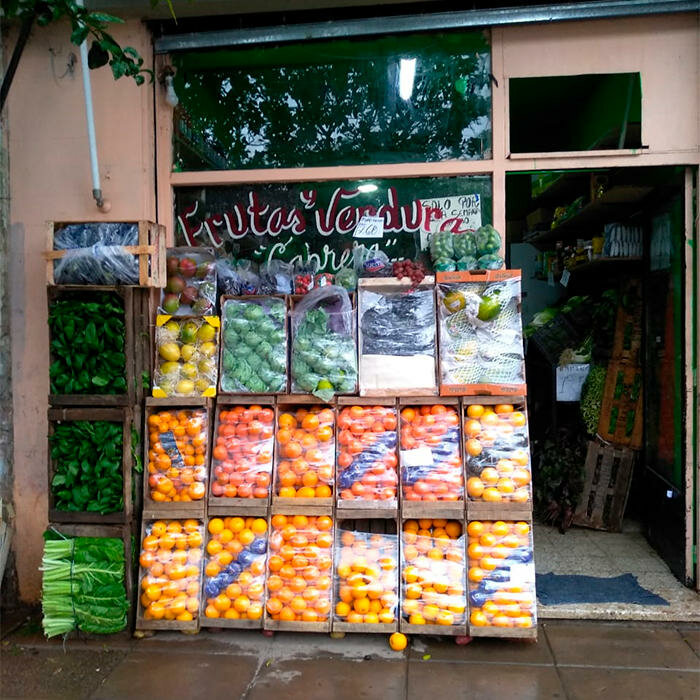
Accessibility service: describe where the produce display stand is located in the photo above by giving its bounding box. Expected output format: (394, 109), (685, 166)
(206, 396), (273, 516)
(47, 285), (137, 407)
(47, 407), (133, 525)
(142, 397), (212, 520)
(44, 220), (167, 288)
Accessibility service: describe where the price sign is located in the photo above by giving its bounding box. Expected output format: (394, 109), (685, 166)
(353, 215), (384, 239)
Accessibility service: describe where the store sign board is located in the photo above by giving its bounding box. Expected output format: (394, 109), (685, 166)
(174, 177), (492, 272)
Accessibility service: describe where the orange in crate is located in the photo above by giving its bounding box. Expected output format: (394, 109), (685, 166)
(147, 410), (208, 502)
(211, 405), (275, 500)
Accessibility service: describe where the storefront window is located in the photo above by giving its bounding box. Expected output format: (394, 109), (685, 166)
(172, 31), (492, 170)
(174, 176), (492, 270)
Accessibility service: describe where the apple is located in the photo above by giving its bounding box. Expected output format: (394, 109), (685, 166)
(166, 275), (185, 294)
(166, 257), (180, 275)
(179, 257), (197, 277)
(162, 293), (180, 314)
(181, 285), (198, 306)
(196, 262), (213, 279)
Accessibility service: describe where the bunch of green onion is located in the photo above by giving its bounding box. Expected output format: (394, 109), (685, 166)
(40, 531), (129, 638)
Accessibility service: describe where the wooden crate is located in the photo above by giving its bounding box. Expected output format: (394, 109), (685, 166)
(218, 295), (290, 396)
(435, 270), (527, 397)
(48, 407), (133, 525)
(135, 517), (204, 632)
(270, 401), (334, 514)
(47, 286), (136, 407)
(336, 397), (398, 519)
(207, 396), (274, 516)
(132, 287), (158, 405)
(142, 398), (211, 519)
(597, 361), (643, 449)
(469, 626), (538, 640)
(573, 441), (636, 532)
(332, 518), (399, 633)
(611, 278), (643, 364)
(462, 396), (533, 519)
(358, 277), (438, 397)
(45, 220), (166, 287)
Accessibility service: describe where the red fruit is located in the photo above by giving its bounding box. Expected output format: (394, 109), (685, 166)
(179, 257), (197, 277)
(167, 257), (179, 275)
(166, 275), (185, 294)
(181, 286), (198, 305)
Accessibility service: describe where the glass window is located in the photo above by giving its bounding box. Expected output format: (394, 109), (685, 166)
(172, 32), (492, 170)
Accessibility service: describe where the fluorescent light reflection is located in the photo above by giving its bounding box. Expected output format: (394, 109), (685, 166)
(399, 58), (417, 101)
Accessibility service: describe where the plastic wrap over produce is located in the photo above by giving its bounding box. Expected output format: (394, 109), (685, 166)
(266, 514), (334, 623)
(275, 406), (335, 499)
(401, 519), (467, 627)
(438, 275), (525, 391)
(53, 223), (140, 285)
(161, 247), (217, 316)
(337, 404), (398, 502)
(429, 226), (504, 272)
(220, 297), (287, 394)
(359, 287), (437, 393)
(146, 409), (208, 504)
(334, 528), (399, 625)
(210, 405), (275, 500)
(203, 516), (268, 622)
(467, 520), (536, 630)
(153, 316), (219, 397)
(138, 519), (204, 622)
(400, 405), (464, 502)
(290, 286), (357, 400)
(465, 402), (531, 504)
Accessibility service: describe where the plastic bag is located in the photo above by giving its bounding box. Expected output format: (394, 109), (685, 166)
(265, 515), (334, 623)
(274, 405), (335, 499)
(293, 259), (317, 294)
(259, 260), (293, 294)
(210, 405), (275, 501)
(290, 286), (357, 400)
(453, 232), (477, 259)
(202, 515), (268, 623)
(353, 245), (391, 277)
(236, 259), (260, 295)
(477, 254), (504, 270)
(220, 297), (287, 394)
(474, 225), (502, 256)
(467, 520), (536, 629)
(161, 247), (217, 316)
(401, 519), (466, 627)
(399, 404), (464, 502)
(146, 409), (208, 504)
(437, 275), (525, 391)
(334, 527), (398, 625)
(464, 402), (531, 505)
(217, 258), (242, 297)
(337, 404), (398, 502)
(456, 256), (479, 271)
(335, 266), (358, 291)
(429, 230), (454, 263)
(358, 285), (436, 394)
(53, 223), (139, 285)
(153, 316), (219, 397)
(138, 519), (204, 623)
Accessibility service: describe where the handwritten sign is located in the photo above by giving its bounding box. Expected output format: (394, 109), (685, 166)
(353, 215), (384, 239)
(418, 193), (482, 250)
(556, 363), (590, 402)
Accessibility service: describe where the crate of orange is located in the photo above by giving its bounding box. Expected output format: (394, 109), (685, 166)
(332, 520), (399, 633)
(264, 513), (334, 631)
(399, 518), (467, 635)
(136, 518), (204, 632)
(143, 400), (210, 518)
(336, 398), (399, 518)
(200, 515), (268, 629)
(272, 401), (335, 515)
(463, 397), (532, 521)
(398, 399), (465, 520)
(466, 519), (537, 639)
(208, 397), (275, 515)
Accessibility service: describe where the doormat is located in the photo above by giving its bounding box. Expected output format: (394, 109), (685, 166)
(536, 573), (669, 606)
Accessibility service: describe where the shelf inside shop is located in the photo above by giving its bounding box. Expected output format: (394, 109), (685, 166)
(531, 171), (593, 207)
(534, 256), (642, 285)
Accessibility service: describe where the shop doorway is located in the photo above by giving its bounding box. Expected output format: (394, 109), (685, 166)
(506, 165), (698, 620)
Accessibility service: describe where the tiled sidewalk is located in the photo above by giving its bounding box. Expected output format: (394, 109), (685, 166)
(1, 618), (698, 699)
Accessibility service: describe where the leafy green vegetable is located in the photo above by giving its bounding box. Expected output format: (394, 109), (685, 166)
(48, 292), (127, 395)
(580, 365), (606, 435)
(41, 531), (128, 638)
(50, 421), (123, 514)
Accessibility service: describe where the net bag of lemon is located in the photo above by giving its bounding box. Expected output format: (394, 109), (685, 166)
(153, 315), (219, 397)
(437, 274), (524, 392)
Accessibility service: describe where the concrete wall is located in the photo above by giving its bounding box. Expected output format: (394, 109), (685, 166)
(7, 19), (155, 602)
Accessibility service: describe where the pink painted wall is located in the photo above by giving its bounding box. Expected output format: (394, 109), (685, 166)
(8, 19), (154, 602)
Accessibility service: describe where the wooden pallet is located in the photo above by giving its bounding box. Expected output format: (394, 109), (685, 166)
(597, 361), (643, 449)
(573, 441), (636, 531)
(47, 407), (133, 525)
(47, 286), (136, 407)
(45, 220), (166, 287)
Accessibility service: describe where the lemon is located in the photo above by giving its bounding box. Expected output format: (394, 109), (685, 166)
(197, 324), (216, 343)
(181, 362), (198, 379)
(160, 361), (180, 375)
(195, 378), (210, 393)
(198, 359), (214, 375)
(158, 342), (181, 362)
(180, 344), (195, 361)
(164, 320), (180, 334)
(199, 341), (216, 358)
(175, 379), (195, 395)
(317, 379), (333, 390)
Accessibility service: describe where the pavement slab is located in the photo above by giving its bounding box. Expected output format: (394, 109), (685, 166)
(409, 635), (554, 665)
(559, 668), (700, 700)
